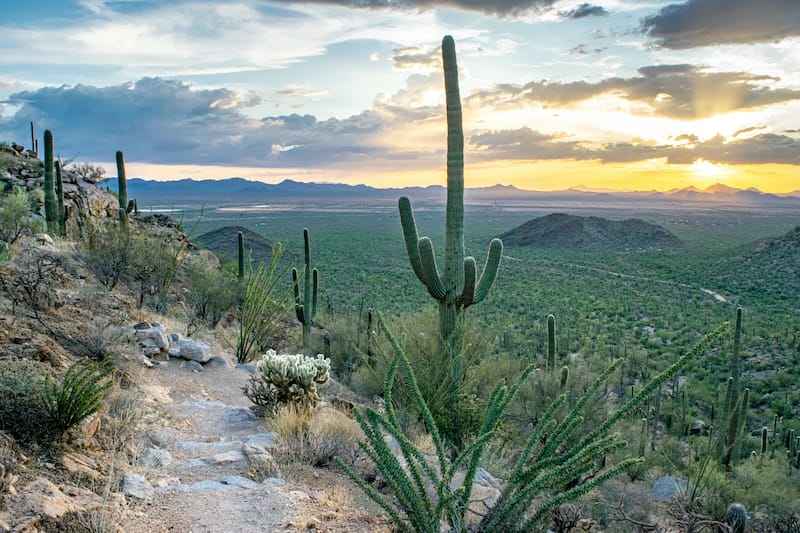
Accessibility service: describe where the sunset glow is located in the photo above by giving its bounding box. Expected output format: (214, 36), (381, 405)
(1, 1), (798, 194)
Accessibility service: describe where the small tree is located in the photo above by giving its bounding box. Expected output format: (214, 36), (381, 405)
(0, 186), (40, 244)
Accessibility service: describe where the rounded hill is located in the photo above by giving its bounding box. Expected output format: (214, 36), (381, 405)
(500, 213), (682, 250)
(195, 225), (295, 267)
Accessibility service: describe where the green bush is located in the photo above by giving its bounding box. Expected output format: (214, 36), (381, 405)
(0, 359), (57, 443)
(42, 358), (114, 434)
(181, 254), (237, 329)
(126, 227), (187, 311)
(0, 186), (40, 244)
(78, 222), (132, 290)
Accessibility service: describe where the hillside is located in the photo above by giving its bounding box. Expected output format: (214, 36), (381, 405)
(195, 225), (295, 268)
(500, 213), (683, 250)
(714, 225), (800, 305)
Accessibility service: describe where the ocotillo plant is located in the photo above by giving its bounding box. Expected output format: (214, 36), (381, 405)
(55, 160), (66, 237)
(292, 228), (318, 350)
(399, 35), (503, 342)
(43, 130), (57, 235)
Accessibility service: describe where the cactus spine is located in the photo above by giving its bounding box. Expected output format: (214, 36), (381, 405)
(292, 228), (318, 350)
(398, 35), (502, 341)
(43, 130), (57, 235)
(55, 160), (66, 236)
(237, 231), (245, 279)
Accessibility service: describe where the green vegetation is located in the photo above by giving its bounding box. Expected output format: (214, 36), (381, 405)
(244, 350), (330, 412)
(42, 358), (114, 433)
(0, 186), (40, 244)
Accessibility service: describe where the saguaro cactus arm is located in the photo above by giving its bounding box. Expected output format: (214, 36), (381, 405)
(399, 196), (425, 283)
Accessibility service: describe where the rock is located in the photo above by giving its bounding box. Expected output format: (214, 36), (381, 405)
(197, 249), (221, 269)
(154, 477), (181, 487)
(651, 476), (689, 502)
(34, 233), (53, 245)
(133, 322), (152, 330)
(123, 472), (154, 499)
(191, 480), (233, 491)
(168, 332), (181, 345)
(6, 478), (82, 518)
(237, 363), (257, 375)
(474, 467), (500, 487)
(61, 451), (103, 481)
(139, 448), (173, 467)
(224, 408), (256, 424)
(140, 355), (154, 368)
(147, 428), (175, 447)
(263, 477), (286, 486)
(690, 420), (706, 435)
(179, 338), (212, 362)
(168, 347), (181, 357)
(135, 324), (169, 351)
(207, 355), (232, 369)
(183, 360), (204, 372)
(222, 475), (259, 489)
(244, 432), (277, 449)
(208, 450), (246, 464)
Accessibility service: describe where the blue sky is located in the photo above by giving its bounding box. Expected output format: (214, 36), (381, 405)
(1, 0), (799, 191)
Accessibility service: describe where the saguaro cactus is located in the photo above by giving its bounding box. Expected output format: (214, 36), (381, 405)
(720, 307), (746, 467)
(398, 35), (503, 341)
(292, 228), (318, 350)
(116, 151), (127, 210)
(43, 130), (57, 235)
(55, 160), (66, 236)
(547, 314), (556, 369)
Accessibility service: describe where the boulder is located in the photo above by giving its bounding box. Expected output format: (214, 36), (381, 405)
(123, 472), (154, 500)
(651, 476), (689, 502)
(179, 338), (212, 362)
(135, 324), (169, 352)
(139, 448), (173, 468)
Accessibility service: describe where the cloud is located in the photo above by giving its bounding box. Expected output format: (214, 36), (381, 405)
(560, 3), (607, 19)
(468, 64), (800, 119)
(277, 84), (329, 99)
(391, 46), (442, 71)
(642, 0), (800, 49)
(276, 0), (558, 16)
(470, 126), (800, 165)
(0, 78), (395, 167)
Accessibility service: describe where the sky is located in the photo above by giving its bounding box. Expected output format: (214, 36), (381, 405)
(1, 0), (799, 192)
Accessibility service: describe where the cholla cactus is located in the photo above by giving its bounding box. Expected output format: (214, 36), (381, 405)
(253, 350), (330, 411)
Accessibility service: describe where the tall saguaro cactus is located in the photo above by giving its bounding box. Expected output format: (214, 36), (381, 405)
(292, 228), (318, 350)
(55, 160), (66, 236)
(720, 306), (746, 467)
(398, 35), (503, 341)
(237, 231), (245, 279)
(43, 130), (57, 235)
(116, 151), (128, 211)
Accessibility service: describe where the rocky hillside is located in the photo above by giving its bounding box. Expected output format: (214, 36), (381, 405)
(0, 143), (119, 233)
(195, 225), (296, 268)
(500, 213), (682, 250)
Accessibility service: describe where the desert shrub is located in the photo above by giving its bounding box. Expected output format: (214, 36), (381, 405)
(244, 350), (330, 413)
(126, 227), (187, 311)
(0, 249), (63, 317)
(181, 254), (237, 329)
(100, 388), (144, 453)
(70, 162), (106, 183)
(42, 358), (114, 433)
(78, 222), (132, 290)
(0, 186), (40, 244)
(0, 359), (58, 443)
(269, 405), (364, 468)
(235, 242), (294, 363)
(349, 308), (492, 450)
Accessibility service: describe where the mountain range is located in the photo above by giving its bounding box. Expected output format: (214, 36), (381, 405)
(113, 177), (800, 207)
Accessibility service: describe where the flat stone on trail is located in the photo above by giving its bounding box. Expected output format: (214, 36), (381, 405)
(191, 480), (235, 491)
(177, 400), (227, 409)
(183, 360), (204, 372)
(244, 432), (276, 449)
(222, 475), (259, 489)
(123, 472), (154, 500)
(208, 450), (246, 464)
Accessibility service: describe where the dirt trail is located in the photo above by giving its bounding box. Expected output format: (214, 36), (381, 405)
(119, 356), (382, 532)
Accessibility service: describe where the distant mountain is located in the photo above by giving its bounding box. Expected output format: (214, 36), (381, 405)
(111, 177), (800, 208)
(500, 213), (682, 251)
(194, 226), (295, 268)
